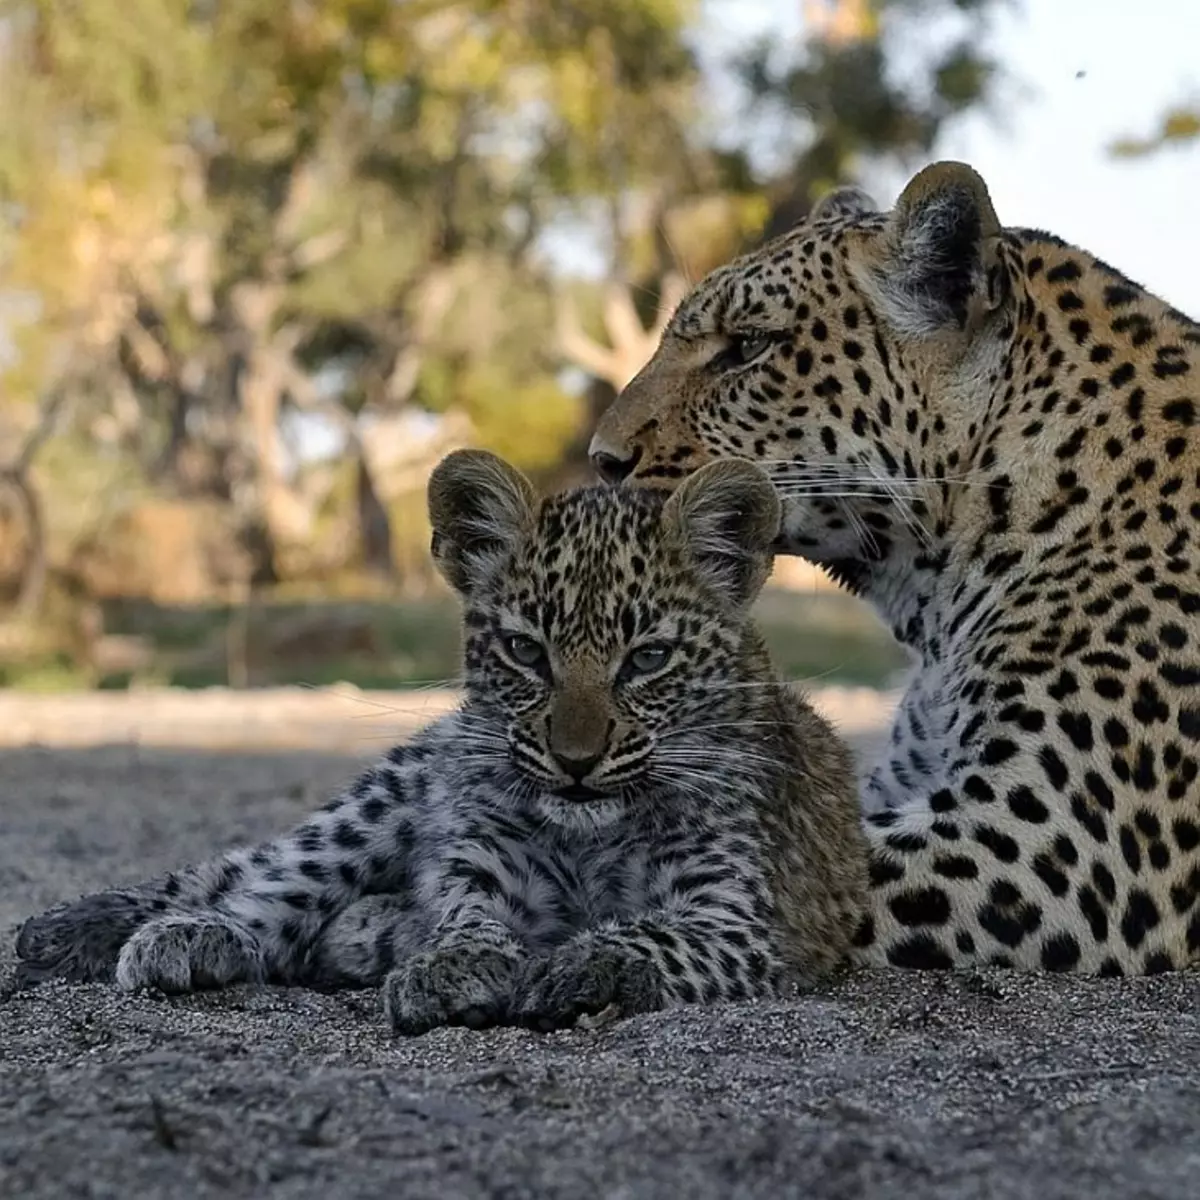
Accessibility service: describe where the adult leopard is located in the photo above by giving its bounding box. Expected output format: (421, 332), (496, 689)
(590, 160), (1200, 976)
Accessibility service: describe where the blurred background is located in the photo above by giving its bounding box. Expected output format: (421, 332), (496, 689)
(0, 0), (1194, 698)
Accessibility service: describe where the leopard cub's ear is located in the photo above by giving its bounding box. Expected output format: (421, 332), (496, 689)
(662, 458), (781, 609)
(427, 449), (537, 596)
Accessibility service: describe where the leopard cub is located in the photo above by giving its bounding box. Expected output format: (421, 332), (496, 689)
(16, 451), (868, 1034)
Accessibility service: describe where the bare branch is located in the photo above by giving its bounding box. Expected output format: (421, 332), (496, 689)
(556, 273), (685, 391)
(123, 322), (170, 384)
(600, 281), (648, 360)
(0, 468), (46, 616)
(0, 388), (68, 616)
(291, 228), (349, 272)
(275, 156), (320, 248)
(555, 293), (626, 387)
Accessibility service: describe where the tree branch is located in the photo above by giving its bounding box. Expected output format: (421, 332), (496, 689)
(11, 389), (67, 476)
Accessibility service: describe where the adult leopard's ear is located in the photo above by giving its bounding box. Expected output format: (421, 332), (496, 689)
(427, 449), (537, 595)
(811, 184), (878, 223)
(867, 161), (1006, 339)
(663, 458), (781, 608)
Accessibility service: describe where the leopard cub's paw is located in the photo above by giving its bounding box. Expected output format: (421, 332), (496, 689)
(383, 942), (519, 1037)
(116, 915), (264, 994)
(512, 938), (664, 1032)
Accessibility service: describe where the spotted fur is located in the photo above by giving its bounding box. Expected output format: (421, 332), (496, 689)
(591, 160), (1200, 976)
(15, 453), (867, 1032)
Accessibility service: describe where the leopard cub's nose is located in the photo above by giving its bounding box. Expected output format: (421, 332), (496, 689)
(588, 440), (642, 485)
(551, 749), (603, 782)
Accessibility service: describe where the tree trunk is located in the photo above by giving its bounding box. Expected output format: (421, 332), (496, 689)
(239, 350), (313, 547)
(230, 282), (316, 563)
(356, 451), (394, 579)
(0, 467), (47, 616)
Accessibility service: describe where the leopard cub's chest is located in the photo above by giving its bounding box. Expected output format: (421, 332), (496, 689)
(486, 828), (656, 949)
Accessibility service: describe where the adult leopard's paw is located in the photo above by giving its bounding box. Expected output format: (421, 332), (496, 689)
(115, 915), (264, 994)
(511, 938), (664, 1033)
(383, 942), (519, 1037)
(14, 888), (167, 989)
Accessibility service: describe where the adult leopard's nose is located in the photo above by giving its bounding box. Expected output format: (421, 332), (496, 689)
(588, 437), (642, 485)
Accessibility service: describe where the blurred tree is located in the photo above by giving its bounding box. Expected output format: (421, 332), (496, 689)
(0, 0), (701, 580)
(0, 0), (1010, 606)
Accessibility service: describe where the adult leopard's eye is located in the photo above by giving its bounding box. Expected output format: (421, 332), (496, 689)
(721, 333), (773, 369)
(503, 634), (546, 668)
(626, 642), (673, 676)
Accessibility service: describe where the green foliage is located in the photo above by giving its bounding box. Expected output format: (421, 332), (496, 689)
(733, 0), (1002, 210)
(1111, 104), (1200, 158)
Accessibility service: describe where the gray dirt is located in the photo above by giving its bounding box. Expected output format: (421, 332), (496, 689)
(2, 741), (1199, 1200)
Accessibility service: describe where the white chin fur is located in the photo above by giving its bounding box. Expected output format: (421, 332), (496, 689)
(534, 794), (626, 834)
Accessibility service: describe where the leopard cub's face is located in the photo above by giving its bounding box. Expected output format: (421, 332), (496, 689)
(426, 451), (782, 828)
(468, 491), (744, 816)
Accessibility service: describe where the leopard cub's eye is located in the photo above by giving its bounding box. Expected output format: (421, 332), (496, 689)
(626, 642), (673, 676)
(503, 634), (546, 668)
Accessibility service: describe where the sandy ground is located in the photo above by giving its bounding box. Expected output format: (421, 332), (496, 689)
(2, 691), (1200, 1198)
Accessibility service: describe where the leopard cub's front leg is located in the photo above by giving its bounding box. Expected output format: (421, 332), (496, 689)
(14, 734), (441, 994)
(381, 829), (560, 1036)
(16, 890), (265, 994)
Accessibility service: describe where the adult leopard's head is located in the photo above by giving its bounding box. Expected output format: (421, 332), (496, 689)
(590, 160), (1020, 610)
(427, 448), (781, 829)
